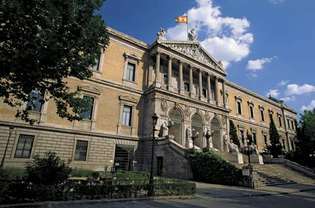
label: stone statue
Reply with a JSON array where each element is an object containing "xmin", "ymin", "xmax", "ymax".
[
  {"xmin": 186, "ymin": 127, "xmax": 193, "ymax": 148},
  {"xmin": 157, "ymin": 28, "xmax": 166, "ymax": 41},
  {"xmin": 204, "ymin": 128, "xmax": 213, "ymax": 149},
  {"xmin": 188, "ymin": 28, "xmax": 197, "ymax": 41},
  {"xmin": 228, "ymin": 139, "xmax": 239, "ymax": 153},
  {"xmin": 158, "ymin": 121, "xmax": 169, "ymax": 137}
]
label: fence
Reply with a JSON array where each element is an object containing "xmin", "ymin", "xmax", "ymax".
[{"xmin": 0, "ymin": 177, "xmax": 196, "ymax": 204}]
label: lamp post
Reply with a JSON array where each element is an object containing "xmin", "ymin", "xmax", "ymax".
[{"xmin": 148, "ymin": 113, "xmax": 158, "ymax": 197}]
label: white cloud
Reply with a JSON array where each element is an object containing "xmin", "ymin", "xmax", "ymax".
[
  {"xmin": 269, "ymin": 0, "xmax": 286, "ymax": 4},
  {"xmin": 280, "ymin": 96, "xmax": 295, "ymax": 102},
  {"xmin": 301, "ymin": 100, "xmax": 315, "ymax": 111},
  {"xmin": 267, "ymin": 89, "xmax": 279, "ymax": 98},
  {"xmin": 246, "ymin": 57, "xmax": 274, "ymax": 71},
  {"xmin": 166, "ymin": 0, "xmax": 253, "ymax": 67},
  {"xmin": 285, "ymin": 84, "xmax": 315, "ymax": 96},
  {"xmin": 278, "ymin": 80, "xmax": 289, "ymax": 86}
]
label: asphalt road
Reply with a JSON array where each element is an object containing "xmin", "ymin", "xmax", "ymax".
[{"xmin": 51, "ymin": 183, "xmax": 315, "ymax": 208}]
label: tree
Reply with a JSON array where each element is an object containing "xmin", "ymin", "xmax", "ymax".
[
  {"xmin": 288, "ymin": 109, "xmax": 315, "ymax": 167},
  {"xmin": 1, "ymin": 0, "xmax": 109, "ymax": 123},
  {"xmin": 26, "ymin": 152, "xmax": 71, "ymax": 185},
  {"xmin": 268, "ymin": 117, "xmax": 282, "ymax": 158},
  {"xmin": 229, "ymin": 120, "xmax": 240, "ymax": 146}
]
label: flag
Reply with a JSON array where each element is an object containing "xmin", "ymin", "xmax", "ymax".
[{"xmin": 175, "ymin": 15, "xmax": 188, "ymax": 24}]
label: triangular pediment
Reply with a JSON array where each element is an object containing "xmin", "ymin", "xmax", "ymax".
[{"xmin": 159, "ymin": 41, "xmax": 224, "ymax": 72}]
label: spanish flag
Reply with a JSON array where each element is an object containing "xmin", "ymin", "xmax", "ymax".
[{"xmin": 176, "ymin": 15, "xmax": 188, "ymax": 24}]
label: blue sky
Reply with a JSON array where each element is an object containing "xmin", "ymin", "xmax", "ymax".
[{"xmin": 100, "ymin": 0, "xmax": 315, "ymax": 114}]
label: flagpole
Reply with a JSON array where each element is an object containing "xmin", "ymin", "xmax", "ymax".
[{"xmin": 186, "ymin": 14, "xmax": 189, "ymax": 41}]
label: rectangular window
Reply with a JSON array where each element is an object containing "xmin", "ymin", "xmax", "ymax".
[
  {"xmin": 237, "ymin": 101, "xmax": 242, "ymax": 115},
  {"xmin": 287, "ymin": 119, "xmax": 290, "ymax": 129},
  {"xmin": 26, "ymin": 90, "xmax": 43, "ymax": 112},
  {"xmin": 252, "ymin": 132, "xmax": 257, "ymax": 144},
  {"xmin": 91, "ymin": 56, "xmax": 100, "ymax": 71},
  {"xmin": 250, "ymin": 106, "xmax": 254, "ymax": 119},
  {"xmin": 202, "ymin": 88, "xmax": 207, "ymax": 98},
  {"xmin": 122, "ymin": 105, "xmax": 132, "ymax": 126},
  {"xmin": 278, "ymin": 116, "xmax": 282, "ymax": 127},
  {"xmin": 291, "ymin": 120, "xmax": 294, "ymax": 130},
  {"xmin": 240, "ymin": 130, "xmax": 245, "ymax": 144},
  {"xmin": 184, "ymin": 82, "xmax": 190, "ymax": 92},
  {"xmin": 15, "ymin": 134, "xmax": 34, "ymax": 158},
  {"xmin": 260, "ymin": 109, "xmax": 265, "ymax": 121},
  {"xmin": 125, "ymin": 62, "xmax": 136, "ymax": 81},
  {"xmin": 74, "ymin": 140, "xmax": 88, "ymax": 161},
  {"xmin": 80, "ymin": 96, "xmax": 94, "ymax": 120}
]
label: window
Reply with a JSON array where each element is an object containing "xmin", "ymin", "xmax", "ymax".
[
  {"xmin": 237, "ymin": 101, "xmax": 242, "ymax": 115},
  {"xmin": 287, "ymin": 119, "xmax": 290, "ymax": 129},
  {"xmin": 122, "ymin": 105, "xmax": 132, "ymax": 126},
  {"xmin": 260, "ymin": 109, "xmax": 265, "ymax": 121},
  {"xmin": 74, "ymin": 140, "xmax": 88, "ymax": 161},
  {"xmin": 15, "ymin": 134, "xmax": 34, "ymax": 158},
  {"xmin": 249, "ymin": 106, "xmax": 254, "ymax": 119},
  {"xmin": 124, "ymin": 62, "xmax": 136, "ymax": 82},
  {"xmin": 202, "ymin": 88, "xmax": 207, "ymax": 98},
  {"xmin": 184, "ymin": 82, "xmax": 190, "ymax": 92},
  {"xmin": 252, "ymin": 132, "xmax": 257, "ymax": 144},
  {"xmin": 91, "ymin": 56, "xmax": 100, "ymax": 71},
  {"xmin": 291, "ymin": 120, "xmax": 294, "ymax": 130},
  {"xmin": 80, "ymin": 96, "xmax": 94, "ymax": 120},
  {"xmin": 278, "ymin": 116, "xmax": 282, "ymax": 127},
  {"xmin": 240, "ymin": 130, "xmax": 245, "ymax": 144},
  {"xmin": 26, "ymin": 90, "xmax": 43, "ymax": 112}
]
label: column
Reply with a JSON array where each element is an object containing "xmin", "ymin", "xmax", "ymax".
[
  {"xmin": 168, "ymin": 56, "xmax": 172, "ymax": 91},
  {"xmin": 189, "ymin": 66, "xmax": 193, "ymax": 97},
  {"xmin": 179, "ymin": 61, "xmax": 184, "ymax": 94},
  {"xmin": 222, "ymin": 79, "xmax": 226, "ymax": 108},
  {"xmin": 199, "ymin": 70, "xmax": 202, "ymax": 100},
  {"xmin": 155, "ymin": 52, "xmax": 161, "ymax": 87},
  {"xmin": 207, "ymin": 73, "xmax": 211, "ymax": 102},
  {"xmin": 215, "ymin": 76, "xmax": 219, "ymax": 105}
]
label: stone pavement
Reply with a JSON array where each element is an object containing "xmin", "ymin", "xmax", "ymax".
[{"xmin": 46, "ymin": 182, "xmax": 315, "ymax": 208}]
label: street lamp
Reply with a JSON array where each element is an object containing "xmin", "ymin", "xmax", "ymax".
[{"xmin": 148, "ymin": 113, "xmax": 158, "ymax": 196}]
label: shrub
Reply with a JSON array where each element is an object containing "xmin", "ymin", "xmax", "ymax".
[
  {"xmin": 71, "ymin": 168, "xmax": 95, "ymax": 177},
  {"xmin": 26, "ymin": 152, "xmax": 71, "ymax": 185},
  {"xmin": 189, "ymin": 150, "xmax": 243, "ymax": 186}
]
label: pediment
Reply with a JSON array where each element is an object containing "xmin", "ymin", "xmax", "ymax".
[{"xmin": 159, "ymin": 41, "xmax": 224, "ymax": 72}]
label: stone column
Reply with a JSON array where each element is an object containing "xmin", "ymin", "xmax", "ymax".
[
  {"xmin": 155, "ymin": 52, "xmax": 161, "ymax": 87},
  {"xmin": 215, "ymin": 76, "xmax": 219, "ymax": 105},
  {"xmin": 222, "ymin": 79, "xmax": 226, "ymax": 108},
  {"xmin": 199, "ymin": 70, "xmax": 202, "ymax": 100},
  {"xmin": 189, "ymin": 65, "xmax": 193, "ymax": 97},
  {"xmin": 168, "ymin": 56, "xmax": 172, "ymax": 91},
  {"xmin": 179, "ymin": 61, "xmax": 184, "ymax": 94},
  {"xmin": 207, "ymin": 73, "xmax": 211, "ymax": 103}
]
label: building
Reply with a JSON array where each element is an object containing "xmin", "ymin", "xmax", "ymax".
[{"xmin": 0, "ymin": 27, "xmax": 297, "ymax": 178}]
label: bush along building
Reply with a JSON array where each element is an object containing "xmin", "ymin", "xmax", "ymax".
[{"xmin": 0, "ymin": 27, "xmax": 297, "ymax": 179}]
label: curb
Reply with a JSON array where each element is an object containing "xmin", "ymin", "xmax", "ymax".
[{"xmin": 0, "ymin": 195, "xmax": 194, "ymax": 208}]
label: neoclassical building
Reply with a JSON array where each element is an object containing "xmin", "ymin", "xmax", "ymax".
[{"xmin": 0, "ymin": 27, "xmax": 297, "ymax": 178}]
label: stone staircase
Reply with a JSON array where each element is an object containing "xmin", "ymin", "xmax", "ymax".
[{"xmin": 253, "ymin": 164, "xmax": 315, "ymax": 187}]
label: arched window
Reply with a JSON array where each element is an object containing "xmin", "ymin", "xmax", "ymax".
[
  {"xmin": 169, "ymin": 109, "xmax": 183, "ymax": 145},
  {"xmin": 191, "ymin": 114, "xmax": 203, "ymax": 148}
]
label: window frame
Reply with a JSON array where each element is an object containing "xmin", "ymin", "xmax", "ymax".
[
  {"xmin": 74, "ymin": 139, "xmax": 89, "ymax": 161},
  {"xmin": 124, "ymin": 62, "xmax": 136, "ymax": 82},
  {"xmin": 121, "ymin": 105, "xmax": 133, "ymax": 127},
  {"xmin": 79, "ymin": 95, "xmax": 95, "ymax": 121},
  {"xmin": 14, "ymin": 134, "xmax": 35, "ymax": 159}
]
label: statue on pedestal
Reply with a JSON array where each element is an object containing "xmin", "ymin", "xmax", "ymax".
[
  {"xmin": 204, "ymin": 128, "xmax": 213, "ymax": 149},
  {"xmin": 186, "ymin": 127, "xmax": 193, "ymax": 148},
  {"xmin": 158, "ymin": 121, "xmax": 169, "ymax": 137},
  {"xmin": 157, "ymin": 28, "xmax": 166, "ymax": 41},
  {"xmin": 188, "ymin": 28, "xmax": 197, "ymax": 41}
]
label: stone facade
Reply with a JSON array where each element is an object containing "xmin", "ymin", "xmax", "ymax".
[{"xmin": 0, "ymin": 27, "xmax": 297, "ymax": 176}]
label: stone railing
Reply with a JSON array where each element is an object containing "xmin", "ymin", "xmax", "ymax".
[{"xmin": 267, "ymin": 157, "xmax": 315, "ymax": 179}]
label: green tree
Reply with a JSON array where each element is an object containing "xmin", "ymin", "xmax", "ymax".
[
  {"xmin": 289, "ymin": 109, "xmax": 315, "ymax": 167},
  {"xmin": 229, "ymin": 120, "xmax": 240, "ymax": 146},
  {"xmin": 1, "ymin": 0, "xmax": 109, "ymax": 123},
  {"xmin": 268, "ymin": 117, "xmax": 282, "ymax": 158},
  {"xmin": 26, "ymin": 152, "xmax": 71, "ymax": 185}
]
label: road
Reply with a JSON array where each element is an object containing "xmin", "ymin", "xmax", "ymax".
[{"xmin": 51, "ymin": 182, "xmax": 315, "ymax": 208}]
